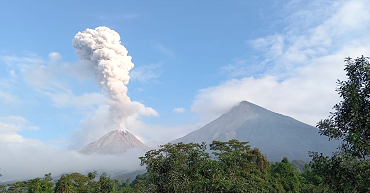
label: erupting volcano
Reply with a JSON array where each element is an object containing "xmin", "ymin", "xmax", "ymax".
[
  {"xmin": 77, "ymin": 130, "xmax": 149, "ymax": 155},
  {"xmin": 72, "ymin": 27, "xmax": 157, "ymax": 153}
]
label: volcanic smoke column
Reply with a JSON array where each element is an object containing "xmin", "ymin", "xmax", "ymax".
[{"xmin": 72, "ymin": 26, "xmax": 157, "ymax": 131}]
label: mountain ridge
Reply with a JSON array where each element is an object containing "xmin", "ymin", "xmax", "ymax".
[{"xmin": 172, "ymin": 101, "xmax": 339, "ymax": 161}]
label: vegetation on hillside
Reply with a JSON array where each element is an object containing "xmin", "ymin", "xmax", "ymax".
[{"xmin": 0, "ymin": 141, "xmax": 324, "ymax": 193}]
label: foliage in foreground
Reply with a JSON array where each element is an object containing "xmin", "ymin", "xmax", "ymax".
[
  {"xmin": 0, "ymin": 140, "xmax": 322, "ymax": 193},
  {"xmin": 1, "ymin": 138, "xmax": 368, "ymax": 193},
  {"xmin": 0, "ymin": 172, "xmax": 135, "ymax": 193},
  {"xmin": 138, "ymin": 140, "xmax": 321, "ymax": 193},
  {"xmin": 310, "ymin": 56, "xmax": 370, "ymax": 192},
  {"xmin": 317, "ymin": 56, "xmax": 370, "ymax": 159}
]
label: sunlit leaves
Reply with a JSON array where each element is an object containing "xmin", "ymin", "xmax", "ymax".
[{"xmin": 318, "ymin": 56, "xmax": 370, "ymax": 159}]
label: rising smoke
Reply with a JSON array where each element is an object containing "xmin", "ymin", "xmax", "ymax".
[{"xmin": 72, "ymin": 27, "xmax": 157, "ymax": 131}]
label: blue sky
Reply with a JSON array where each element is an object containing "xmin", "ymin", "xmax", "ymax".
[{"xmin": 1, "ymin": 0, "xmax": 370, "ymax": 181}]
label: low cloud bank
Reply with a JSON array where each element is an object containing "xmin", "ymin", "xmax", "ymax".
[{"xmin": 0, "ymin": 141, "xmax": 145, "ymax": 182}]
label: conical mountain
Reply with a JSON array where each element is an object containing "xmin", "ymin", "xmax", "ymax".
[
  {"xmin": 172, "ymin": 101, "xmax": 339, "ymax": 161},
  {"xmin": 78, "ymin": 130, "xmax": 149, "ymax": 155}
]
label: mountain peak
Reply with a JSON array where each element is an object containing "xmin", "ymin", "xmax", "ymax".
[
  {"xmin": 77, "ymin": 130, "xmax": 149, "ymax": 155},
  {"xmin": 109, "ymin": 129, "xmax": 127, "ymax": 135},
  {"xmin": 172, "ymin": 101, "xmax": 339, "ymax": 161},
  {"xmin": 231, "ymin": 101, "xmax": 273, "ymax": 115}
]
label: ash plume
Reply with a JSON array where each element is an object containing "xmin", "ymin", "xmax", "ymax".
[{"xmin": 72, "ymin": 26, "xmax": 157, "ymax": 131}]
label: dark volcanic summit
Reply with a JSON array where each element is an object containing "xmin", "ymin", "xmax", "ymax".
[
  {"xmin": 77, "ymin": 130, "xmax": 149, "ymax": 155},
  {"xmin": 172, "ymin": 101, "xmax": 339, "ymax": 161}
]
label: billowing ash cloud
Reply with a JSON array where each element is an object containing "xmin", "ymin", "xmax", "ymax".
[{"xmin": 72, "ymin": 26, "xmax": 157, "ymax": 131}]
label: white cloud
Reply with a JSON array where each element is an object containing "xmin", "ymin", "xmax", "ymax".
[
  {"xmin": 28, "ymin": 126, "xmax": 40, "ymax": 131},
  {"xmin": 0, "ymin": 116, "xmax": 27, "ymax": 124},
  {"xmin": 173, "ymin": 107, "xmax": 185, "ymax": 113},
  {"xmin": 68, "ymin": 105, "xmax": 111, "ymax": 149},
  {"xmin": 0, "ymin": 90, "xmax": 19, "ymax": 104},
  {"xmin": 48, "ymin": 52, "xmax": 62, "ymax": 63},
  {"xmin": 128, "ymin": 118, "xmax": 205, "ymax": 147},
  {"xmin": 0, "ymin": 116, "xmax": 41, "ymax": 143},
  {"xmin": 1, "ymin": 52, "xmax": 95, "ymax": 85},
  {"xmin": 192, "ymin": 0, "xmax": 370, "ymax": 126},
  {"xmin": 132, "ymin": 101, "xmax": 159, "ymax": 117},
  {"xmin": 9, "ymin": 70, "xmax": 17, "ymax": 79},
  {"xmin": 0, "ymin": 140, "xmax": 145, "ymax": 182},
  {"xmin": 130, "ymin": 63, "xmax": 162, "ymax": 83},
  {"xmin": 0, "ymin": 53, "xmax": 64, "ymax": 89},
  {"xmin": 40, "ymin": 89, "xmax": 105, "ymax": 109},
  {"xmin": 248, "ymin": 0, "xmax": 370, "ymax": 75},
  {"xmin": 61, "ymin": 60, "xmax": 95, "ymax": 81},
  {"xmin": 0, "ymin": 53, "xmax": 105, "ymax": 110},
  {"xmin": 0, "ymin": 55, "xmax": 44, "ymax": 67},
  {"xmin": 221, "ymin": 58, "xmax": 267, "ymax": 78},
  {"xmin": 0, "ymin": 115, "xmax": 144, "ymax": 182},
  {"xmin": 0, "ymin": 122, "xmax": 25, "ymax": 143},
  {"xmin": 20, "ymin": 53, "xmax": 63, "ymax": 87}
]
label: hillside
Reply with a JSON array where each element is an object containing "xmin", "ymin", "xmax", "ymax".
[{"xmin": 172, "ymin": 101, "xmax": 339, "ymax": 161}]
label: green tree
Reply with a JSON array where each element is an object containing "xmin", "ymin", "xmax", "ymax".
[
  {"xmin": 116, "ymin": 179, "xmax": 134, "ymax": 193},
  {"xmin": 269, "ymin": 158, "xmax": 302, "ymax": 192},
  {"xmin": 139, "ymin": 140, "xmax": 278, "ymax": 192},
  {"xmin": 27, "ymin": 173, "xmax": 53, "ymax": 193},
  {"xmin": 317, "ymin": 56, "xmax": 370, "ymax": 159},
  {"xmin": 310, "ymin": 152, "xmax": 370, "ymax": 192},
  {"xmin": 54, "ymin": 172, "xmax": 93, "ymax": 193},
  {"xmin": 0, "ymin": 171, "xmax": 4, "ymax": 193},
  {"xmin": 299, "ymin": 163, "xmax": 329, "ymax": 192},
  {"xmin": 54, "ymin": 174, "xmax": 76, "ymax": 193},
  {"xmin": 139, "ymin": 142, "xmax": 211, "ymax": 192},
  {"xmin": 7, "ymin": 181, "xmax": 28, "ymax": 193},
  {"xmin": 130, "ymin": 173, "xmax": 147, "ymax": 192},
  {"xmin": 312, "ymin": 56, "xmax": 370, "ymax": 192},
  {"xmin": 95, "ymin": 173, "xmax": 115, "ymax": 193},
  {"xmin": 210, "ymin": 140, "xmax": 270, "ymax": 173},
  {"xmin": 0, "ymin": 185, "xmax": 6, "ymax": 193},
  {"xmin": 209, "ymin": 140, "xmax": 272, "ymax": 192}
]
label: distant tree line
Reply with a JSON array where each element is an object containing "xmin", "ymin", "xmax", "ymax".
[
  {"xmin": 0, "ymin": 140, "xmax": 329, "ymax": 193},
  {"xmin": 1, "ymin": 56, "xmax": 370, "ymax": 192},
  {"xmin": 2, "ymin": 138, "xmax": 367, "ymax": 193},
  {"xmin": 0, "ymin": 172, "xmax": 136, "ymax": 193}
]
